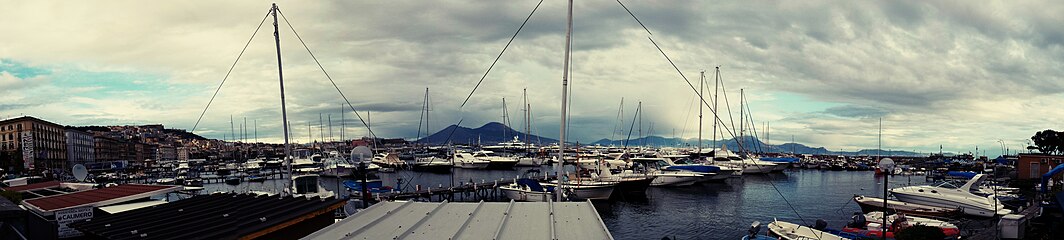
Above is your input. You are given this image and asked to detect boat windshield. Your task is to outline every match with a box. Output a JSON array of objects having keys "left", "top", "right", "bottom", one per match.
[{"left": 932, "top": 181, "right": 962, "bottom": 189}]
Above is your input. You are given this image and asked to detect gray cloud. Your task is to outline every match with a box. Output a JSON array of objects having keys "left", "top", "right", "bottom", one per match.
[{"left": 2, "top": 0, "right": 1063, "bottom": 156}]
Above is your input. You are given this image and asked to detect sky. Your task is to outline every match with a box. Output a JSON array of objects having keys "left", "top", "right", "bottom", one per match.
[{"left": 2, "top": 0, "right": 1062, "bottom": 157}]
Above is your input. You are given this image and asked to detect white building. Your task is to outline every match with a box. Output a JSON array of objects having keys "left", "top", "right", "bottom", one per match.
[{"left": 65, "top": 129, "right": 95, "bottom": 167}]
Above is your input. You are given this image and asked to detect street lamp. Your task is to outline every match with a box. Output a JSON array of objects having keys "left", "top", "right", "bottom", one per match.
[{"left": 878, "top": 157, "right": 895, "bottom": 240}]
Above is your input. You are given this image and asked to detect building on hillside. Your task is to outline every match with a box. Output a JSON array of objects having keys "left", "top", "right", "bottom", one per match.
[
  {"left": 93, "top": 136, "right": 127, "bottom": 162},
  {"left": 0, "top": 116, "right": 68, "bottom": 172},
  {"left": 1017, "top": 153, "right": 1064, "bottom": 180},
  {"left": 177, "top": 147, "right": 189, "bottom": 161},
  {"left": 158, "top": 145, "right": 176, "bottom": 161},
  {"left": 65, "top": 128, "right": 95, "bottom": 167}
]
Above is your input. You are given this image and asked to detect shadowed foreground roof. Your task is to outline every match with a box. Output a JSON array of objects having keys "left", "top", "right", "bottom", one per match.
[
  {"left": 303, "top": 200, "right": 613, "bottom": 240},
  {"left": 70, "top": 193, "right": 345, "bottom": 240}
]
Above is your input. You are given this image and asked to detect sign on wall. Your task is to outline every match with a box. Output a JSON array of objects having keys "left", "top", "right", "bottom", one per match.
[
  {"left": 56, "top": 207, "right": 93, "bottom": 238},
  {"left": 21, "top": 132, "right": 33, "bottom": 169}
]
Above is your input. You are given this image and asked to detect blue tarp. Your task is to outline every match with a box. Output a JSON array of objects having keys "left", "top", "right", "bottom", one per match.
[
  {"left": 516, "top": 178, "right": 546, "bottom": 192},
  {"left": 760, "top": 157, "right": 800, "bottom": 163},
  {"left": 947, "top": 171, "right": 978, "bottom": 179},
  {"left": 343, "top": 179, "right": 389, "bottom": 193},
  {"left": 1042, "top": 164, "right": 1064, "bottom": 194}
]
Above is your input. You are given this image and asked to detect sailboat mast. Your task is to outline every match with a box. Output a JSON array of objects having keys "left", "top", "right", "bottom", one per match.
[
  {"left": 698, "top": 70, "right": 704, "bottom": 154},
  {"left": 557, "top": 0, "right": 573, "bottom": 202},
  {"left": 712, "top": 67, "right": 720, "bottom": 149},
  {"left": 270, "top": 3, "right": 293, "bottom": 196}
]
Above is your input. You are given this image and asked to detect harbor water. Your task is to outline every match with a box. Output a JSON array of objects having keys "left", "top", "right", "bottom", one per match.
[{"left": 196, "top": 168, "right": 936, "bottom": 239}]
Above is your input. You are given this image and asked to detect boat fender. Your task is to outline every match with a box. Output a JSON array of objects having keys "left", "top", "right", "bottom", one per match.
[{"left": 813, "top": 219, "right": 828, "bottom": 230}]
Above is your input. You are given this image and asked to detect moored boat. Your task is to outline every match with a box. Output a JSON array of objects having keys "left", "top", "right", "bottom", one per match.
[{"left": 853, "top": 195, "right": 960, "bottom": 218}]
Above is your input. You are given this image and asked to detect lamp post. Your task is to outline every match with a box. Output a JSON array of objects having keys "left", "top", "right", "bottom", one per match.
[{"left": 878, "top": 157, "right": 895, "bottom": 240}]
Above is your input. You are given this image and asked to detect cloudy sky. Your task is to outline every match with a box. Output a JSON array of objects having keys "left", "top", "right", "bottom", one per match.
[{"left": 2, "top": 0, "right": 1062, "bottom": 156}]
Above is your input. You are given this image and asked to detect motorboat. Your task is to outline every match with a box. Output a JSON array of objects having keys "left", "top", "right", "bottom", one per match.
[
  {"left": 630, "top": 158, "right": 705, "bottom": 187},
  {"left": 452, "top": 151, "right": 490, "bottom": 169},
  {"left": 853, "top": 195, "right": 960, "bottom": 218},
  {"left": 841, "top": 211, "right": 960, "bottom": 239},
  {"left": 224, "top": 176, "right": 242, "bottom": 185},
  {"left": 291, "top": 157, "right": 321, "bottom": 174},
  {"left": 541, "top": 178, "right": 615, "bottom": 200},
  {"left": 370, "top": 152, "right": 407, "bottom": 169},
  {"left": 500, "top": 178, "right": 553, "bottom": 202},
  {"left": 290, "top": 174, "right": 333, "bottom": 198},
  {"left": 246, "top": 174, "right": 266, "bottom": 182},
  {"left": 890, "top": 174, "right": 1012, "bottom": 217},
  {"left": 155, "top": 178, "right": 176, "bottom": 185},
  {"left": 709, "top": 147, "right": 774, "bottom": 174},
  {"left": 320, "top": 156, "right": 357, "bottom": 177},
  {"left": 766, "top": 219, "right": 849, "bottom": 240},
  {"left": 411, "top": 156, "right": 452, "bottom": 173},
  {"left": 659, "top": 155, "right": 734, "bottom": 181},
  {"left": 471, "top": 150, "right": 519, "bottom": 170}
]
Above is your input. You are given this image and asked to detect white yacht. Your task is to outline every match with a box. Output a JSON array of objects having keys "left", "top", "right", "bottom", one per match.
[
  {"left": 630, "top": 158, "right": 705, "bottom": 186},
  {"left": 471, "top": 150, "right": 519, "bottom": 170},
  {"left": 290, "top": 174, "right": 334, "bottom": 199},
  {"left": 452, "top": 151, "right": 490, "bottom": 169},
  {"left": 890, "top": 174, "right": 1012, "bottom": 217},
  {"left": 540, "top": 179, "right": 615, "bottom": 200},
  {"left": 320, "top": 156, "right": 357, "bottom": 177},
  {"left": 370, "top": 152, "right": 407, "bottom": 169},
  {"left": 500, "top": 178, "right": 553, "bottom": 202}
]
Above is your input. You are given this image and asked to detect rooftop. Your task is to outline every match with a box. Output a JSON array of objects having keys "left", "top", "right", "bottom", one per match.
[
  {"left": 70, "top": 193, "right": 345, "bottom": 240},
  {"left": 303, "top": 200, "right": 614, "bottom": 240},
  {"left": 22, "top": 184, "right": 179, "bottom": 215}
]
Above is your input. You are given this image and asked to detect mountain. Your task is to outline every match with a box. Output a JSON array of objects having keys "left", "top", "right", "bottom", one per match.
[
  {"left": 590, "top": 135, "right": 924, "bottom": 156},
  {"left": 418, "top": 122, "right": 557, "bottom": 145}
]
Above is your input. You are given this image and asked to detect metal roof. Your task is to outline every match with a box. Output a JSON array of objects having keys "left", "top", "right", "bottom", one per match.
[
  {"left": 0, "top": 180, "right": 60, "bottom": 192},
  {"left": 22, "top": 184, "right": 179, "bottom": 215},
  {"left": 303, "top": 200, "right": 614, "bottom": 240},
  {"left": 70, "top": 193, "right": 346, "bottom": 240}
]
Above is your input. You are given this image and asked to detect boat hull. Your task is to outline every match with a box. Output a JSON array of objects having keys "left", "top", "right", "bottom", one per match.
[
  {"left": 768, "top": 220, "right": 848, "bottom": 240},
  {"left": 500, "top": 187, "right": 552, "bottom": 202},
  {"left": 890, "top": 190, "right": 1010, "bottom": 217},
  {"left": 853, "top": 195, "right": 960, "bottom": 218},
  {"left": 651, "top": 174, "right": 701, "bottom": 186}
]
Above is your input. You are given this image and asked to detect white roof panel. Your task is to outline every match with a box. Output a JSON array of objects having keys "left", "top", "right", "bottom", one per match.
[{"left": 303, "top": 201, "right": 612, "bottom": 240}]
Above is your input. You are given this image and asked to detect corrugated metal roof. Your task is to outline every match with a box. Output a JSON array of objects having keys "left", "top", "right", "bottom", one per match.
[
  {"left": 70, "top": 193, "right": 346, "bottom": 240},
  {"left": 303, "top": 200, "right": 613, "bottom": 240},
  {"left": 0, "top": 180, "right": 60, "bottom": 192},
  {"left": 22, "top": 184, "right": 179, "bottom": 214}
]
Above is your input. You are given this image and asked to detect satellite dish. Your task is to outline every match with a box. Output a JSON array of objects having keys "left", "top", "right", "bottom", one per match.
[
  {"left": 878, "top": 158, "right": 895, "bottom": 171},
  {"left": 72, "top": 164, "right": 88, "bottom": 182},
  {"left": 350, "top": 146, "right": 373, "bottom": 161}
]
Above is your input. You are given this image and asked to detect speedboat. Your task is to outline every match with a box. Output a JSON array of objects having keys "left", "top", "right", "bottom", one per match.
[
  {"left": 659, "top": 155, "right": 734, "bottom": 181},
  {"left": 320, "top": 157, "right": 357, "bottom": 177},
  {"left": 290, "top": 174, "right": 334, "bottom": 198},
  {"left": 411, "top": 156, "right": 452, "bottom": 173},
  {"left": 630, "top": 158, "right": 705, "bottom": 186},
  {"left": 452, "top": 151, "right": 490, "bottom": 169},
  {"left": 471, "top": 150, "right": 519, "bottom": 170},
  {"left": 853, "top": 195, "right": 960, "bottom": 218},
  {"left": 500, "top": 178, "right": 553, "bottom": 202},
  {"left": 541, "top": 179, "right": 615, "bottom": 200},
  {"left": 842, "top": 211, "right": 960, "bottom": 239},
  {"left": 890, "top": 174, "right": 1011, "bottom": 217},
  {"left": 370, "top": 152, "right": 407, "bottom": 169},
  {"left": 767, "top": 219, "right": 849, "bottom": 240}
]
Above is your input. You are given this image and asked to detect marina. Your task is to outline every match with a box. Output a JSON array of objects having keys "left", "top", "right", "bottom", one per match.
[{"left": 2, "top": 1, "right": 1064, "bottom": 239}]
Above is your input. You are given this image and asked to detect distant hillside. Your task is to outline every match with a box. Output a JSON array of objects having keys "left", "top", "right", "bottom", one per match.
[
  {"left": 162, "top": 128, "right": 207, "bottom": 140},
  {"left": 591, "top": 135, "right": 923, "bottom": 156},
  {"left": 418, "top": 122, "right": 557, "bottom": 145}
]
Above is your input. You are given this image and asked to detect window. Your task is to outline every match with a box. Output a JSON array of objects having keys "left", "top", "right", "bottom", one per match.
[{"left": 1031, "top": 163, "right": 1040, "bottom": 178}]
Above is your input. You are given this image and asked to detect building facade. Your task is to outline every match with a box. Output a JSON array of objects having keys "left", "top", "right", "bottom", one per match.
[
  {"left": 1017, "top": 154, "right": 1064, "bottom": 180},
  {"left": 65, "top": 129, "right": 96, "bottom": 167},
  {"left": 94, "top": 136, "right": 127, "bottom": 162},
  {"left": 0, "top": 116, "right": 68, "bottom": 172}
]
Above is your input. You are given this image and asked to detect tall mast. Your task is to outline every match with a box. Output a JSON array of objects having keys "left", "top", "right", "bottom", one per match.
[
  {"left": 340, "top": 103, "right": 345, "bottom": 141},
  {"left": 698, "top": 70, "right": 704, "bottom": 154},
  {"left": 557, "top": 0, "right": 573, "bottom": 202},
  {"left": 712, "top": 67, "right": 720, "bottom": 149},
  {"left": 270, "top": 3, "right": 293, "bottom": 196},
  {"left": 739, "top": 88, "right": 745, "bottom": 152},
  {"left": 502, "top": 97, "right": 508, "bottom": 141}
]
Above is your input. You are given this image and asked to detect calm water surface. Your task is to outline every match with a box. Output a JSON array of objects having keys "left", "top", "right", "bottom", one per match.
[{"left": 196, "top": 168, "right": 930, "bottom": 239}]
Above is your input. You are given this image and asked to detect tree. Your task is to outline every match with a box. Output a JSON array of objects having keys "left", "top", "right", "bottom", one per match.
[{"left": 1031, "top": 129, "right": 1062, "bottom": 155}]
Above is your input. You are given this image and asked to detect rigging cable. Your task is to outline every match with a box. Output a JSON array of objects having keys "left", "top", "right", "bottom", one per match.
[
  {"left": 443, "top": 0, "right": 544, "bottom": 145},
  {"left": 614, "top": 0, "right": 814, "bottom": 230},
  {"left": 190, "top": 11, "right": 271, "bottom": 133},
  {"left": 276, "top": 9, "right": 377, "bottom": 142}
]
